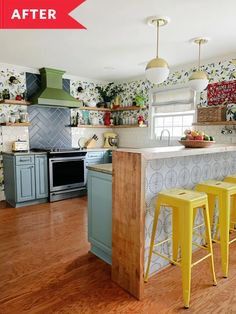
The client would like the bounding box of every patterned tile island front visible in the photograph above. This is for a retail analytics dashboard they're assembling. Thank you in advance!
[112,144,236,300]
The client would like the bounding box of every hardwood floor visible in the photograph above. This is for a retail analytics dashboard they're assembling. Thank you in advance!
[1,198,236,314]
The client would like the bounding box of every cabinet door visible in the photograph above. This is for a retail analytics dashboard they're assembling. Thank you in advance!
[103,150,112,163]
[88,170,112,262]
[35,155,48,199]
[16,165,35,202]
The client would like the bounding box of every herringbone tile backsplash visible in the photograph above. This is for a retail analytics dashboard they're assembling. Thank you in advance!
[28,106,71,149]
[26,72,72,149]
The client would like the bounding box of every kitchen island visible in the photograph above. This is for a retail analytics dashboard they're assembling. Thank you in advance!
[111,144,236,300]
[87,145,236,300]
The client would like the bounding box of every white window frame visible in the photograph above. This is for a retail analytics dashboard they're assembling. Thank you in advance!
[148,84,197,140]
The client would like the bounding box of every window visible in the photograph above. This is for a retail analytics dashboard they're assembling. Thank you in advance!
[149,85,196,139]
[154,111,195,138]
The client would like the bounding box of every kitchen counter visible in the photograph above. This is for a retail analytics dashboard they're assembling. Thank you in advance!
[111,144,236,300]
[87,163,112,174]
[117,144,236,160]
[2,151,48,155]
[2,148,112,156]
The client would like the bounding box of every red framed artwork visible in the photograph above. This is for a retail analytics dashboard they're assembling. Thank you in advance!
[207,80,236,105]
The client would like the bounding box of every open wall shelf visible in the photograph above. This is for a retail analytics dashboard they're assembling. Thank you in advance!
[193,121,236,126]
[0,100,31,105]
[78,106,146,112]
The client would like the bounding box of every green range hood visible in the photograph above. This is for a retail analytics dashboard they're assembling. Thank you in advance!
[31,68,81,108]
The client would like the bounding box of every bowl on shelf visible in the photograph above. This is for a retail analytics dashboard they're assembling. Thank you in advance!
[179,140,216,148]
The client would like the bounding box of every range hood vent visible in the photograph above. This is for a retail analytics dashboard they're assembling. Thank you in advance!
[31,68,81,108]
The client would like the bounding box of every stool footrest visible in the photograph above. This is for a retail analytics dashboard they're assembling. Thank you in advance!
[229,237,236,244]
[192,232,207,240]
[153,237,170,247]
[192,241,208,250]
[193,223,205,230]
[191,253,212,268]
[152,251,181,266]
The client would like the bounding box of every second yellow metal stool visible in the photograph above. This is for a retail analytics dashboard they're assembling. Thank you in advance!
[196,180,236,278]
[145,188,217,309]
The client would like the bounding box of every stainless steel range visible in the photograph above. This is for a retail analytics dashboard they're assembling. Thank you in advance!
[32,148,87,202]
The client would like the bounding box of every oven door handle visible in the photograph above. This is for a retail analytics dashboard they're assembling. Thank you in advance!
[49,157,85,162]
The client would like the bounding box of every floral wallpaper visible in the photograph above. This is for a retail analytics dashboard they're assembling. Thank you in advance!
[145,150,236,275]
[93,58,236,124]
[117,58,236,110]
[0,67,28,199]
[70,79,106,125]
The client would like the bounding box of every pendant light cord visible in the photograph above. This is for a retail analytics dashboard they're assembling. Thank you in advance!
[156,20,159,58]
[198,40,201,70]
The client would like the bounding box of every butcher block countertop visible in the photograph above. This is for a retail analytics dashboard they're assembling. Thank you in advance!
[116,144,236,160]
[87,163,112,175]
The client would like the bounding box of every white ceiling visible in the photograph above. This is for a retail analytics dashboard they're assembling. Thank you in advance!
[1,0,236,81]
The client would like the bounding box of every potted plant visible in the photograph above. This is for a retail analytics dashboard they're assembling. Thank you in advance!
[96,83,124,108]
[133,93,146,108]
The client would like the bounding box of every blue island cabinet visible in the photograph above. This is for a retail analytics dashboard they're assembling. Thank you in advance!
[3,154,48,207]
[87,169,112,264]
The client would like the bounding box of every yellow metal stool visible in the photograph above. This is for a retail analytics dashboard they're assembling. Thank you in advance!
[224,175,236,230]
[145,188,217,309]
[196,180,236,278]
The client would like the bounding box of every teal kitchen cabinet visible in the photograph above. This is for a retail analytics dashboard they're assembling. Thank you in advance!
[85,150,111,186]
[103,150,112,163]
[87,169,112,264]
[16,163,36,202]
[3,153,48,207]
[85,151,105,167]
[35,155,48,199]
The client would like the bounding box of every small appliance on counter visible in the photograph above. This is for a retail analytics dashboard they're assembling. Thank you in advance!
[103,132,118,148]
[12,140,29,152]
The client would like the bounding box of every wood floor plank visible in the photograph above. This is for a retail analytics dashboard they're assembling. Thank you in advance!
[0,197,236,313]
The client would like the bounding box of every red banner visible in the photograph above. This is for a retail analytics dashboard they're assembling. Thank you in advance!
[207,80,236,105]
[0,0,86,29]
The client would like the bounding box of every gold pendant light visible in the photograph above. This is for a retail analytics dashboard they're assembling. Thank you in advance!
[189,38,209,92]
[145,16,170,84]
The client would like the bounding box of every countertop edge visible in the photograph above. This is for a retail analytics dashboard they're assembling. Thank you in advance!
[115,144,236,160]
[87,163,112,174]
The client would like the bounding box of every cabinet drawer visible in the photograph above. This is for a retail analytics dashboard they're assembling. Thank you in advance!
[15,155,34,165]
[86,158,104,166]
[86,151,104,159]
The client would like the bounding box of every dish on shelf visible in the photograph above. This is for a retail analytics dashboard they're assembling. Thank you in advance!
[78,137,88,149]
[179,140,216,148]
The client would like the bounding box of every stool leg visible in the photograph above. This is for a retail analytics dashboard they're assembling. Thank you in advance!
[231,194,236,230]
[145,199,161,282]
[179,205,193,309]
[207,194,216,229]
[218,192,230,278]
[193,207,198,226]
[202,204,217,286]
[172,207,179,263]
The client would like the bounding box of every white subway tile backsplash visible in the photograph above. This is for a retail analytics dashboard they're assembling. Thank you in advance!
[1,126,29,152]
[71,127,113,148]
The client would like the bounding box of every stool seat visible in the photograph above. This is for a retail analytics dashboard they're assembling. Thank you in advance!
[159,188,207,204]
[145,188,216,309]
[224,174,236,181]
[196,179,236,278]
[197,180,236,193]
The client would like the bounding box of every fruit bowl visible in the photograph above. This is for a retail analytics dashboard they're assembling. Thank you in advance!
[179,140,216,148]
